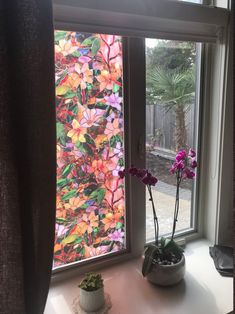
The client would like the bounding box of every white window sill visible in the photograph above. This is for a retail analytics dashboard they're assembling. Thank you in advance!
[45,239,233,314]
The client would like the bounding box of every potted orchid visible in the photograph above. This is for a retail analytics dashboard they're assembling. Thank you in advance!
[118,148,197,286]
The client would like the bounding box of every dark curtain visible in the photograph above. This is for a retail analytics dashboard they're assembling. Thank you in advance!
[0,1,56,313]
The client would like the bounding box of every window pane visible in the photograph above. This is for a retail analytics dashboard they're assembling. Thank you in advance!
[145,39,199,242]
[54,31,125,268]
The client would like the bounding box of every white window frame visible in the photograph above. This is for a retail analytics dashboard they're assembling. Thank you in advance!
[51,0,232,281]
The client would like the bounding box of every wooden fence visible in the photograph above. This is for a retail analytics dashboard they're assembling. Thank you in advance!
[146,104,195,152]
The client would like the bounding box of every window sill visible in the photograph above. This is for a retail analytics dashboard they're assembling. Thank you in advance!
[45,239,233,314]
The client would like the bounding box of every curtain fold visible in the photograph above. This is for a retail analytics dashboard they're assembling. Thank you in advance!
[0,1,56,313]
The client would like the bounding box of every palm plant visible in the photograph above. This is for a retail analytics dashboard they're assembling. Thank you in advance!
[147,66,195,151]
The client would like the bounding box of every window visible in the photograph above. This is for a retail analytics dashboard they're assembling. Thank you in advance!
[54,32,201,267]
[145,39,200,242]
[54,31,126,268]
[52,0,231,274]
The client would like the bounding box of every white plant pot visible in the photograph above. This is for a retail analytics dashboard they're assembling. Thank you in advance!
[146,255,186,286]
[79,287,105,312]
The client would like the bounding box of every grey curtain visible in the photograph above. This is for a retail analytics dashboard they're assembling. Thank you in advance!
[0,1,56,313]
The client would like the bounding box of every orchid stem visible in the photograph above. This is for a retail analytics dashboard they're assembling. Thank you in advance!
[171,172,181,241]
[148,185,159,246]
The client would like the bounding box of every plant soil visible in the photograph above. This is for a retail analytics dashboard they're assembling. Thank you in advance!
[153,253,181,266]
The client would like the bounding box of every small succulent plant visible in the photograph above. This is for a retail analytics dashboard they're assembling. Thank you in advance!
[79,273,104,291]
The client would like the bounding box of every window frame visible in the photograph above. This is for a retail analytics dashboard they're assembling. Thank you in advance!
[51,0,231,280]
[53,0,229,42]
[198,22,233,245]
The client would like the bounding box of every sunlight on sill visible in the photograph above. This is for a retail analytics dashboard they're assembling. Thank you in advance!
[45,239,233,314]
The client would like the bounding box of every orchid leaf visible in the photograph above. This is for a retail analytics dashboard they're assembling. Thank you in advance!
[142,244,159,277]
[164,239,184,257]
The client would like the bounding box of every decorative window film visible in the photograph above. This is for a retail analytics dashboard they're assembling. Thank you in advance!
[54,31,125,268]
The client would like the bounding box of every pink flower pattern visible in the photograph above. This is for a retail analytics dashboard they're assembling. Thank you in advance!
[54,31,125,267]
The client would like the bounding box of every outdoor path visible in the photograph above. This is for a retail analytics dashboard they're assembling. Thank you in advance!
[152,180,191,201]
[146,180,191,242]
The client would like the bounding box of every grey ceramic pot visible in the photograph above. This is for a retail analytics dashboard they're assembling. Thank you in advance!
[146,255,185,286]
[79,287,105,312]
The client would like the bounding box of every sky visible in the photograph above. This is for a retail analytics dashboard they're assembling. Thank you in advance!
[145,38,158,48]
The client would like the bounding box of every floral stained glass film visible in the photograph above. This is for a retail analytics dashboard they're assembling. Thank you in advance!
[54,31,125,268]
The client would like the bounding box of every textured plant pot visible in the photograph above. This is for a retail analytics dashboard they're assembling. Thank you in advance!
[79,287,105,312]
[146,255,185,286]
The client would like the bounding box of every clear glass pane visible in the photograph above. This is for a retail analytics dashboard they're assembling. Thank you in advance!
[145,39,199,242]
[54,31,125,268]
